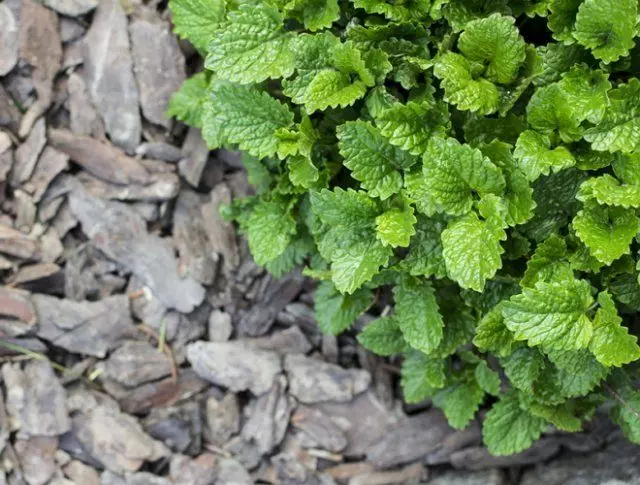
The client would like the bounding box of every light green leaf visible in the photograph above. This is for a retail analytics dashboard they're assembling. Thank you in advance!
[433,379,485,429]
[287,156,319,188]
[352,0,432,21]
[483,392,547,456]
[246,199,296,265]
[526,84,582,142]
[573,200,638,265]
[521,234,573,287]
[579,175,640,208]
[167,72,209,128]
[475,360,501,396]
[474,305,516,357]
[376,101,451,156]
[315,280,373,334]
[283,0,340,31]
[514,130,576,182]
[393,277,444,355]
[376,206,417,248]
[501,346,545,393]
[546,349,609,398]
[305,70,368,112]
[590,292,640,367]
[548,0,581,43]
[358,316,408,356]
[404,169,439,216]
[573,0,637,63]
[205,5,295,83]
[502,278,594,350]
[458,14,527,84]
[433,53,500,115]
[584,79,640,153]
[169,0,226,52]
[423,137,506,216]
[525,400,583,432]
[401,350,446,403]
[442,212,505,292]
[533,43,593,86]
[203,83,294,158]
[402,214,447,278]
[557,65,611,123]
[337,121,416,200]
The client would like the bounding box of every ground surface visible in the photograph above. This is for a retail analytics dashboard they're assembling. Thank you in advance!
[0,1,639,484]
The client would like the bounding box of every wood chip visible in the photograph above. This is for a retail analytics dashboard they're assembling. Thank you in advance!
[0,3,19,76]
[0,286,37,336]
[11,118,46,187]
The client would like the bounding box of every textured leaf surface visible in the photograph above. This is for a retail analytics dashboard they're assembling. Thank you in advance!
[502,279,594,350]
[246,199,296,265]
[169,0,225,52]
[167,72,209,127]
[402,215,447,278]
[514,130,575,182]
[358,317,408,356]
[433,379,485,429]
[483,393,547,456]
[590,292,640,367]
[401,350,446,403]
[315,281,373,334]
[376,206,417,248]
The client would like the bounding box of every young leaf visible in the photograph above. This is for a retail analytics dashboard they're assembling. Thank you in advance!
[358,316,408,356]
[401,350,446,403]
[475,360,502,396]
[315,281,373,335]
[375,206,417,248]
[246,199,297,265]
[474,305,516,357]
[166,72,209,128]
[169,0,225,52]
[433,379,485,429]
[514,130,576,182]
[590,292,640,367]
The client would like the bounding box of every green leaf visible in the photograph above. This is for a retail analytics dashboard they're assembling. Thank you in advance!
[546,349,609,398]
[533,43,593,86]
[287,156,319,189]
[584,79,640,153]
[610,385,640,444]
[305,70,368,112]
[501,346,545,393]
[337,121,415,200]
[441,0,511,32]
[166,72,209,128]
[521,235,573,288]
[433,379,485,429]
[609,272,640,310]
[502,278,594,350]
[573,0,637,63]
[557,65,611,124]
[311,189,392,293]
[458,14,527,84]
[475,360,501,396]
[402,214,447,278]
[442,212,505,292]
[376,206,417,248]
[203,83,294,158]
[525,400,583,432]
[315,280,373,334]
[573,200,638,265]
[548,0,582,43]
[352,0,432,21]
[590,292,640,367]
[205,5,295,83]
[526,84,582,142]
[401,350,446,403]
[169,0,225,52]
[376,101,451,156]
[474,305,516,357]
[404,169,439,216]
[483,392,547,456]
[514,131,576,182]
[246,199,297,265]
[283,0,340,31]
[393,277,444,355]
[358,316,408,355]
[265,235,314,277]
[423,137,506,216]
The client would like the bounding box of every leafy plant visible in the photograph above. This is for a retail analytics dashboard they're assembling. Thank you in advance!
[169,0,640,455]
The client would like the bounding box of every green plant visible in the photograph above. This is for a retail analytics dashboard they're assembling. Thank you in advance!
[168,0,640,455]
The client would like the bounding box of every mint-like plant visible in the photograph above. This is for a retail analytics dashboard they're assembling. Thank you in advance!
[168,0,640,455]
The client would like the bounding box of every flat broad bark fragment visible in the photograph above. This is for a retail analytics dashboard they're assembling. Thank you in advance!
[0,3,19,76]
[82,0,141,151]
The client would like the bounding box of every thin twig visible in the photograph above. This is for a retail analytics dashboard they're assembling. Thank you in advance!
[137,324,178,383]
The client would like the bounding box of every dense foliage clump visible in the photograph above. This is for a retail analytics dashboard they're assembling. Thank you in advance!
[168,0,640,455]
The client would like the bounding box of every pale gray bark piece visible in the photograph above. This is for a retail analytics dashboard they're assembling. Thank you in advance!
[101,471,127,485]
[208,310,233,342]
[77,171,180,201]
[17,0,61,138]
[201,183,239,270]
[450,439,560,470]
[242,376,294,454]
[216,458,252,485]
[179,128,209,187]
[136,142,183,163]
[366,410,454,470]
[350,463,426,485]
[14,437,58,485]
[12,118,46,187]
[59,17,86,43]
[0,3,19,76]
[292,406,347,453]
[9,262,61,288]
[0,223,41,260]
[83,0,141,150]
[425,469,506,485]
[63,460,101,485]
[169,454,217,485]
[13,189,36,233]
[68,189,204,312]
[67,73,105,139]
[205,393,240,447]
[285,354,370,404]
[243,326,312,355]
[0,131,11,155]
[72,405,169,474]
[520,438,640,485]
[2,361,70,437]
[0,287,37,337]
[33,294,137,358]
[187,340,282,395]
[126,472,172,485]
[48,129,150,186]
[425,420,482,465]
[95,341,172,388]
[142,401,201,455]
[43,0,98,16]
[129,18,185,128]
[27,146,69,202]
